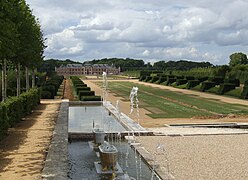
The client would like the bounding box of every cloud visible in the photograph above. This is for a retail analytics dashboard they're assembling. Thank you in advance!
[26,0,248,64]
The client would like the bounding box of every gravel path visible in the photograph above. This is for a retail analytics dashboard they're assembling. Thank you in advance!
[0,100,61,179]
[138,135,248,180]
[63,78,74,100]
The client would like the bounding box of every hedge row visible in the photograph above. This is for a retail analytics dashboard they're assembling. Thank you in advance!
[71,76,101,101]
[140,75,247,99]
[0,88,40,140]
[41,75,64,99]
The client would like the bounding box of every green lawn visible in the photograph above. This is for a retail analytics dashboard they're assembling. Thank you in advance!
[96,81,248,118]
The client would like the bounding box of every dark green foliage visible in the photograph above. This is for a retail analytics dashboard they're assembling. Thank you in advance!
[186,80,200,89]
[150,76,159,83]
[244,80,248,87]
[144,76,152,82]
[41,91,52,99]
[78,91,95,97]
[0,105,8,140]
[75,84,87,88]
[241,86,248,99]
[80,96,101,101]
[153,60,213,71]
[166,78,177,85]
[139,76,146,81]
[229,52,248,67]
[224,79,240,87]
[208,76,224,85]
[200,82,216,92]
[139,71,152,77]
[175,76,184,79]
[197,77,208,82]
[217,83,236,95]
[76,87,91,94]
[176,79,188,86]
[41,75,63,99]
[225,88,242,98]
[0,89,40,140]
[185,76,195,80]
[156,77,167,84]
[42,85,55,98]
[206,87,219,94]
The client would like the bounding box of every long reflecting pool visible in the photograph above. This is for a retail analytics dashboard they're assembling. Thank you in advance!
[69,106,126,132]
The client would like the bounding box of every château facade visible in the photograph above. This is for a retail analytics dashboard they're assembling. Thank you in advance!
[55,64,121,76]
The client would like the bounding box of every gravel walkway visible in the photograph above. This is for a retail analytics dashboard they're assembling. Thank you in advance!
[138,135,248,180]
[0,100,61,180]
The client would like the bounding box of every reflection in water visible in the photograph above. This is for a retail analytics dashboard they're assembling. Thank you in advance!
[69,106,126,133]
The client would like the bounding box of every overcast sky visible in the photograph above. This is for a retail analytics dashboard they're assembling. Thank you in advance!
[26,0,248,64]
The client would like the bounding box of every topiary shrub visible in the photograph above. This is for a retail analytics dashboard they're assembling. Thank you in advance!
[41,91,52,99]
[208,76,224,85]
[144,76,152,82]
[150,76,159,83]
[156,77,167,84]
[186,80,200,89]
[224,79,240,87]
[176,79,188,86]
[185,76,195,80]
[217,83,236,95]
[80,96,101,101]
[166,78,176,85]
[139,76,146,81]
[0,105,9,140]
[0,88,40,140]
[241,86,248,99]
[78,91,95,97]
[42,85,56,98]
[225,88,242,98]
[76,87,91,94]
[175,76,184,79]
[197,77,208,82]
[200,81,216,92]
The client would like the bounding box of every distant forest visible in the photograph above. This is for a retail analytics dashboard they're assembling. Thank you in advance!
[39,58,213,73]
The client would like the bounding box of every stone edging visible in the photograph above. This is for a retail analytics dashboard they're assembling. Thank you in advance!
[42,100,69,179]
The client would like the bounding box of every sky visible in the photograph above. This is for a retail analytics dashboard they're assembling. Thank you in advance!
[26,0,248,65]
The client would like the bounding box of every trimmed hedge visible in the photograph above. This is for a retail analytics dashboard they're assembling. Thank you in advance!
[156,77,167,84]
[185,76,195,80]
[200,81,216,92]
[76,87,91,94]
[149,76,159,83]
[224,79,240,87]
[175,76,184,79]
[80,96,101,101]
[217,83,236,95]
[139,76,146,81]
[241,86,248,99]
[197,77,208,82]
[41,75,63,99]
[0,88,40,140]
[144,76,152,82]
[208,76,224,85]
[186,80,200,89]
[78,91,95,97]
[166,78,176,85]
[176,79,188,86]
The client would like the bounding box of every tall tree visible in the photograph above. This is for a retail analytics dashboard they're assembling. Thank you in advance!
[229,52,248,67]
[0,0,19,101]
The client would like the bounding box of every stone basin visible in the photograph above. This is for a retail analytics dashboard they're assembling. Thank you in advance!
[93,128,105,145]
[99,142,118,171]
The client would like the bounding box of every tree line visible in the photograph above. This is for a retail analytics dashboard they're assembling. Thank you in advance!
[0,0,45,101]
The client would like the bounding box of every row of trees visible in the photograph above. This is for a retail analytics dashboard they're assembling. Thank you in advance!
[0,0,45,101]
